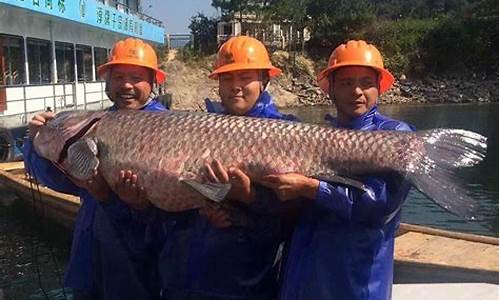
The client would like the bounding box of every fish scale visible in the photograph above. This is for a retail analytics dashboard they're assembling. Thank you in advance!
[34,109,487,219]
[94,111,384,210]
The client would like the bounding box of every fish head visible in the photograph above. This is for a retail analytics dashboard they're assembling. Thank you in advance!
[33,110,107,163]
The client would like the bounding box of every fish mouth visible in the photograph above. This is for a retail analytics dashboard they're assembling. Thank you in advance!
[57,115,103,164]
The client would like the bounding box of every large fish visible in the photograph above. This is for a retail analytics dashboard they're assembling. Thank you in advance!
[32,109,487,219]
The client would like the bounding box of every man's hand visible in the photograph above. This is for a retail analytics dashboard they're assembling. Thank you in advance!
[115,170,149,210]
[28,112,55,138]
[70,170,111,202]
[204,159,255,204]
[257,173,319,201]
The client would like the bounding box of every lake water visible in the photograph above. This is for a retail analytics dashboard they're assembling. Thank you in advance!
[0,103,498,298]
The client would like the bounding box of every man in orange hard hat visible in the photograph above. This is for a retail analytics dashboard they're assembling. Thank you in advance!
[98,37,167,110]
[204,35,294,118]
[258,40,416,300]
[155,36,298,299]
[24,37,167,299]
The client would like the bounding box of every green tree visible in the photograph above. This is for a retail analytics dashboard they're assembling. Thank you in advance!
[306,0,375,49]
[188,13,218,54]
[467,0,498,18]
[372,0,471,20]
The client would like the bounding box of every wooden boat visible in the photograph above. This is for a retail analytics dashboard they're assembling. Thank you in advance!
[0,161,79,229]
[0,161,498,297]
[394,223,498,299]
[395,223,498,283]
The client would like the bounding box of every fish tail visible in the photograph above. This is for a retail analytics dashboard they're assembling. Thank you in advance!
[408,129,487,220]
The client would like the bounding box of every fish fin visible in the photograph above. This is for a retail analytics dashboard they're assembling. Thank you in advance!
[315,173,373,196]
[66,138,99,181]
[182,179,231,203]
[409,129,487,220]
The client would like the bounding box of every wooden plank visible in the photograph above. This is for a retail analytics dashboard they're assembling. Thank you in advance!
[399,223,499,245]
[0,161,25,172]
[395,231,498,272]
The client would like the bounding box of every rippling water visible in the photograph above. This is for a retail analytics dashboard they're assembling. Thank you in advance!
[283,103,499,236]
[0,197,72,299]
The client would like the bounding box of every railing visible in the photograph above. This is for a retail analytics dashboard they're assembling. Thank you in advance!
[167,34,193,49]
[1,82,109,127]
[137,12,164,27]
[217,34,234,45]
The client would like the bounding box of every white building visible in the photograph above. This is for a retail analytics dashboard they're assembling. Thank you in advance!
[217,13,310,50]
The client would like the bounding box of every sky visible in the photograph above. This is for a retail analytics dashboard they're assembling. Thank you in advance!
[143,0,219,34]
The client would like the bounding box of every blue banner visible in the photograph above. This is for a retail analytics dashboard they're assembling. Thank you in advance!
[0,0,165,44]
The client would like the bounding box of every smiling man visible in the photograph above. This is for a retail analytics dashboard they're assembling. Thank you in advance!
[255,40,416,300]
[217,69,264,115]
[24,37,167,300]
[100,38,167,111]
[155,36,298,300]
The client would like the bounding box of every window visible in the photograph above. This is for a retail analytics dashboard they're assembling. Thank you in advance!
[94,47,108,80]
[127,0,139,13]
[223,24,232,35]
[0,34,25,86]
[76,44,92,82]
[116,0,128,12]
[55,42,75,83]
[27,38,52,84]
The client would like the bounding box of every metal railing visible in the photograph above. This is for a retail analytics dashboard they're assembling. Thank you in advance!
[1,82,109,127]
[167,34,193,49]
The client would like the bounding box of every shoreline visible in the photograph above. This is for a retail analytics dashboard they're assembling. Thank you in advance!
[163,55,499,110]
[276,76,499,108]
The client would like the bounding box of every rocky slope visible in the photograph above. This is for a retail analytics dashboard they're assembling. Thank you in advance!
[160,50,498,111]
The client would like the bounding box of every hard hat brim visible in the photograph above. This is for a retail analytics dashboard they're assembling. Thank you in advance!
[208,63,282,79]
[97,60,166,84]
[317,63,395,95]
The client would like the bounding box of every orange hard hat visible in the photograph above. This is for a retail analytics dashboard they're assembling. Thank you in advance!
[97,37,166,84]
[317,40,394,94]
[208,36,281,79]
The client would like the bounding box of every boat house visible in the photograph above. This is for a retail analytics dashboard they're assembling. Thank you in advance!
[0,0,165,129]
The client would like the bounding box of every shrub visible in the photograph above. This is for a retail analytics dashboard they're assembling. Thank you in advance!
[367,18,439,76]
[188,13,218,55]
[420,16,499,75]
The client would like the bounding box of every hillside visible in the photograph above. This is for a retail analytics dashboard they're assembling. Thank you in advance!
[160,50,498,111]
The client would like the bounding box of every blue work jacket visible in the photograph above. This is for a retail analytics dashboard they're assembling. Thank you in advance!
[205,90,298,121]
[279,105,415,300]
[158,91,297,299]
[23,99,167,299]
